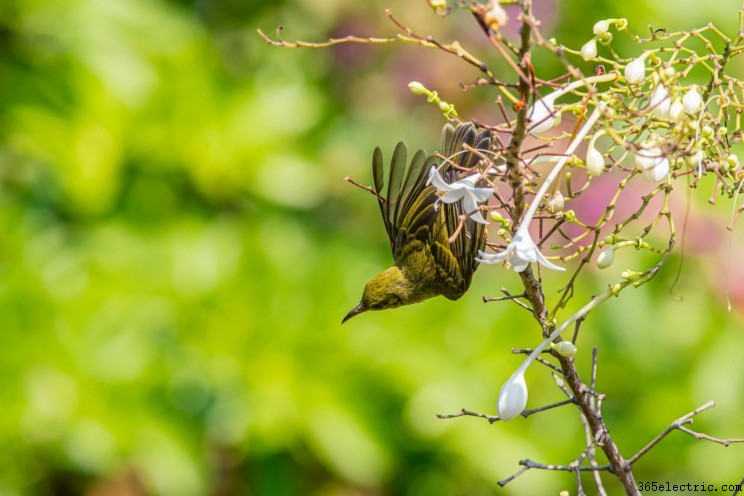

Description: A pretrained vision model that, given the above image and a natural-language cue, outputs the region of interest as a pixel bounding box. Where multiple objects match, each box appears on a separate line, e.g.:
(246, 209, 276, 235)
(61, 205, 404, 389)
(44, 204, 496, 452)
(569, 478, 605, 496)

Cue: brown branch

(628, 401, 744, 466)
(344, 176, 384, 201)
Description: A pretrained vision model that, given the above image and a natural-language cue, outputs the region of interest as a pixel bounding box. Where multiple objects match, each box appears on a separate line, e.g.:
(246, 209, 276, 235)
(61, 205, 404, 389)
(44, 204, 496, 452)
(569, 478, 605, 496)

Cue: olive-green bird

(343, 122, 491, 323)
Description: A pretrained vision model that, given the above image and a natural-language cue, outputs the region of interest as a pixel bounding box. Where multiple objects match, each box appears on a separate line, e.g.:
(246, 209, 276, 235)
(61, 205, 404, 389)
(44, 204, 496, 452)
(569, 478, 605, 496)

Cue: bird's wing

(372, 141, 438, 260)
(431, 123, 491, 299)
(372, 123, 491, 297)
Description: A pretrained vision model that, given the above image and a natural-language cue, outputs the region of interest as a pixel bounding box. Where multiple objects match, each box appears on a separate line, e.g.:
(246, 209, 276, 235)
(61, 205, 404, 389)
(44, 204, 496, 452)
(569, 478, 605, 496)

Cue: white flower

(593, 20, 610, 35)
(428, 166, 492, 224)
(486, 2, 508, 28)
(497, 370, 528, 421)
(649, 85, 670, 117)
(596, 248, 615, 269)
(670, 99, 684, 123)
(526, 95, 556, 134)
(683, 86, 702, 114)
(586, 144, 604, 176)
(624, 58, 646, 85)
(581, 39, 598, 61)
(477, 230, 564, 272)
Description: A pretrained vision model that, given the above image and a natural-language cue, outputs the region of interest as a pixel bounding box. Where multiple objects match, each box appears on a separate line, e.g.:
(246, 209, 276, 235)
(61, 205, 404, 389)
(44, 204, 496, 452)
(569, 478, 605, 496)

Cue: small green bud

(551, 341, 578, 358)
(490, 210, 503, 222)
(548, 37, 557, 45)
(718, 126, 728, 136)
(702, 125, 714, 138)
(439, 101, 451, 111)
(564, 210, 576, 223)
(597, 248, 615, 269)
(408, 81, 428, 95)
(610, 283, 623, 295)
(603, 234, 616, 245)
(620, 269, 642, 280)
(497, 228, 506, 237)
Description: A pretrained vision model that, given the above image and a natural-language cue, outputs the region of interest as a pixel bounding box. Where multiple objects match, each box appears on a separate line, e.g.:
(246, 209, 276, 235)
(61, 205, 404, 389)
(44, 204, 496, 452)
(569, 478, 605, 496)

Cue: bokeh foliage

(0, 0, 742, 494)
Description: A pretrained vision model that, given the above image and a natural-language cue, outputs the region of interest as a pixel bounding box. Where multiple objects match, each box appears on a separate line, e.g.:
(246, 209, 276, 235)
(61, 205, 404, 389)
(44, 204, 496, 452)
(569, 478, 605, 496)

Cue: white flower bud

(546, 191, 564, 214)
(649, 85, 670, 118)
(624, 58, 646, 85)
(642, 157, 670, 182)
(408, 81, 428, 95)
(497, 371, 528, 421)
(726, 154, 739, 170)
(526, 95, 556, 134)
(593, 20, 610, 35)
(683, 86, 702, 114)
(670, 99, 684, 123)
(686, 149, 703, 168)
(586, 144, 604, 176)
(581, 39, 598, 61)
(486, 2, 509, 28)
(597, 248, 615, 269)
(635, 146, 663, 171)
(551, 341, 578, 357)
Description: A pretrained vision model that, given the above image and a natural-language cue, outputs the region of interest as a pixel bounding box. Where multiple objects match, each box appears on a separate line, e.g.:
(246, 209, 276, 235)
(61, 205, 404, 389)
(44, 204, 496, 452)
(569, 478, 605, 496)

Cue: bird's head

(342, 266, 412, 323)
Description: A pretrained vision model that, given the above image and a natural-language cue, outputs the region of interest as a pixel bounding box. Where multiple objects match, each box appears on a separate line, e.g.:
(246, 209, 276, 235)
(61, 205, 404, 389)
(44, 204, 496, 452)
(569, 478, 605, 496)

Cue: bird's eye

(370, 302, 384, 310)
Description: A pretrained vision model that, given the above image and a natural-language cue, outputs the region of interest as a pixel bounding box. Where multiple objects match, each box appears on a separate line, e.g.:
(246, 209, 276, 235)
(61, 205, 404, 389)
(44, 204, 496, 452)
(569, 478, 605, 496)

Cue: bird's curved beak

(342, 302, 365, 324)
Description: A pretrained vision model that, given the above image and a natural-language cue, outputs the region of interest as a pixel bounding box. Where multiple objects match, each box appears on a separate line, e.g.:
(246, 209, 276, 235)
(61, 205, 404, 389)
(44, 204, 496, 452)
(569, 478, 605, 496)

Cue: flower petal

(470, 187, 493, 203)
(476, 247, 513, 263)
(439, 189, 466, 203)
(533, 247, 566, 271)
(463, 195, 488, 224)
(509, 258, 530, 272)
(428, 166, 454, 192)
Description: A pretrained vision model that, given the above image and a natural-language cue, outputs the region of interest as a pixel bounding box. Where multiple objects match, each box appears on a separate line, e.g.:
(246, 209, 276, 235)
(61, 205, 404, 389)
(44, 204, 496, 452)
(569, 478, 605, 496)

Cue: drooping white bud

(586, 144, 605, 176)
(670, 99, 684, 123)
(497, 371, 528, 421)
(597, 248, 615, 269)
(581, 39, 598, 61)
(642, 157, 670, 182)
(649, 85, 670, 118)
(683, 86, 702, 114)
(624, 58, 646, 85)
(635, 145, 663, 172)
(526, 95, 556, 134)
(593, 20, 610, 35)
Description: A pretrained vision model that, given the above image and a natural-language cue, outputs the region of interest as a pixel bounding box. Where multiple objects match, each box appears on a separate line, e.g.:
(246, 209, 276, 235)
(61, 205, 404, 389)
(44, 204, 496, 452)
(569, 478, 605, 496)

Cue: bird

(343, 122, 492, 323)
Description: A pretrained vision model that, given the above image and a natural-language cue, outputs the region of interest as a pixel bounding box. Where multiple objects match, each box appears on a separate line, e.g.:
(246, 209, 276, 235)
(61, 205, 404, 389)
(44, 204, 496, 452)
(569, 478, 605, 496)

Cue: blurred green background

(1, 0, 743, 494)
